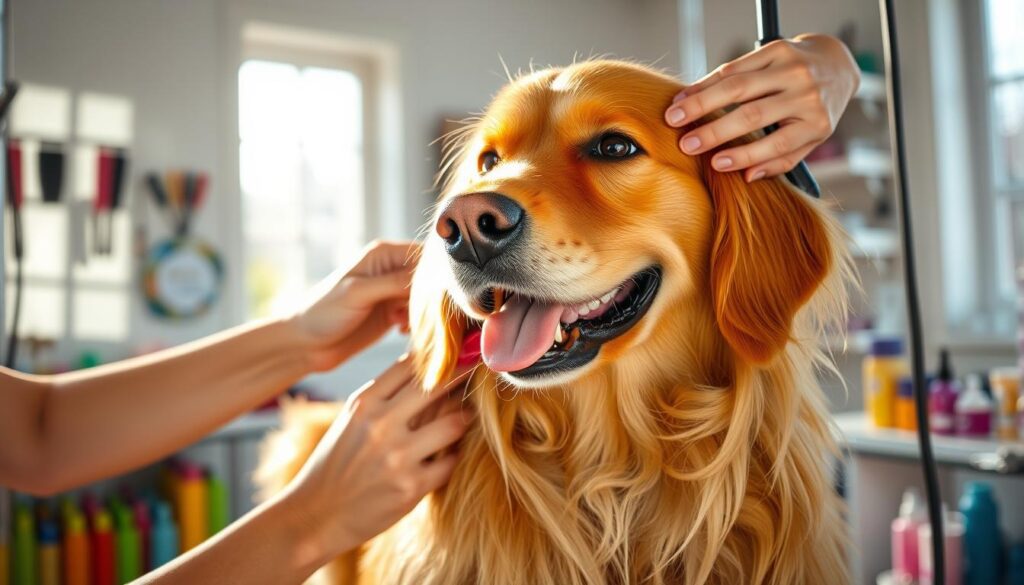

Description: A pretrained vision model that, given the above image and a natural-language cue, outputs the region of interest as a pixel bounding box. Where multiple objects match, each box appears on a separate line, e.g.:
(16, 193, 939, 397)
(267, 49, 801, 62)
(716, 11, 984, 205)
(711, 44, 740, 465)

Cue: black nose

(435, 193, 525, 268)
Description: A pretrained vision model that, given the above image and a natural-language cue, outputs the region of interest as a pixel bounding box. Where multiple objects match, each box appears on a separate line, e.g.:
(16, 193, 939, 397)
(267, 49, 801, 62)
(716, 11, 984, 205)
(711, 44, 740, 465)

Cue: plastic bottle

(1018, 394, 1024, 439)
(150, 500, 179, 569)
(11, 502, 36, 585)
(91, 509, 116, 585)
(891, 487, 927, 580)
(956, 375, 994, 437)
(959, 482, 1000, 585)
(134, 499, 152, 571)
(1009, 542, 1024, 585)
(0, 488, 9, 585)
(115, 505, 141, 583)
(929, 348, 959, 435)
(37, 519, 61, 585)
(63, 509, 91, 585)
(895, 377, 918, 431)
(990, 367, 1020, 440)
(0, 534, 7, 585)
(178, 462, 209, 551)
(864, 337, 907, 428)
(207, 471, 230, 536)
(919, 505, 964, 585)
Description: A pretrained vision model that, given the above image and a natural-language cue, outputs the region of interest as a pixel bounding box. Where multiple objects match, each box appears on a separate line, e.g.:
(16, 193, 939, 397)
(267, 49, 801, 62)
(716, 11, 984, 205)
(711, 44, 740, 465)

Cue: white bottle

(955, 375, 994, 437)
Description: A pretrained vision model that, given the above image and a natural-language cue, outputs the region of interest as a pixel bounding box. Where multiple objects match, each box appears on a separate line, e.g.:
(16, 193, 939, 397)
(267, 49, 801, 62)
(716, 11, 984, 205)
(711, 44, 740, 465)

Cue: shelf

(808, 147, 892, 182)
(204, 411, 281, 442)
(854, 72, 886, 102)
(849, 227, 898, 260)
(823, 329, 876, 354)
(833, 411, 1024, 471)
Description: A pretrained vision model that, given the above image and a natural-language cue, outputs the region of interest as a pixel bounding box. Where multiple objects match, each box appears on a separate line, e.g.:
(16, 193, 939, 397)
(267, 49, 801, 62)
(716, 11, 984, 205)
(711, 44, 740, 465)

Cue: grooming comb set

(145, 171, 209, 237)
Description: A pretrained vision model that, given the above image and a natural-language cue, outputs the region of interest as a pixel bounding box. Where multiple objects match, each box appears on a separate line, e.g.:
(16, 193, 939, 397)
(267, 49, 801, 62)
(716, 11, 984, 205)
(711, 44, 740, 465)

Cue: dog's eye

(590, 133, 641, 159)
(479, 151, 500, 174)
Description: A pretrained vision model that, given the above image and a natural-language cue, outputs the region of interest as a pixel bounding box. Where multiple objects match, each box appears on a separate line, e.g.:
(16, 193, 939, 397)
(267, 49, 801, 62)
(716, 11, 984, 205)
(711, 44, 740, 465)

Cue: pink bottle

(892, 488, 927, 581)
(956, 375, 993, 437)
(929, 349, 959, 435)
(919, 505, 964, 585)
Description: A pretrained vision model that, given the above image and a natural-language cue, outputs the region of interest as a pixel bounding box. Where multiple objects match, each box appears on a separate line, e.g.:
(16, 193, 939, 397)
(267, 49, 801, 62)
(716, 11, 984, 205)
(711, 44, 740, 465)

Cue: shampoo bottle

(956, 375, 993, 437)
(864, 337, 906, 428)
(891, 487, 927, 580)
(960, 482, 1000, 585)
(929, 348, 959, 435)
(37, 519, 61, 585)
(207, 471, 230, 536)
(919, 505, 964, 585)
(178, 462, 209, 551)
(11, 502, 36, 585)
(115, 505, 141, 583)
(63, 509, 91, 585)
(91, 508, 116, 585)
(150, 500, 179, 569)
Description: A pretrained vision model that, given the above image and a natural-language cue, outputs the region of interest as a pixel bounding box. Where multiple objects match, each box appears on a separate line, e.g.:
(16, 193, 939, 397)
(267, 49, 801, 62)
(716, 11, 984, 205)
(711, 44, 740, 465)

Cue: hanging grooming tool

(145, 171, 176, 233)
(106, 148, 128, 254)
(38, 142, 64, 203)
(164, 170, 187, 237)
(5, 139, 24, 368)
(754, 0, 821, 198)
(94, 148, 115, 256)
(180, 172, 208, 237)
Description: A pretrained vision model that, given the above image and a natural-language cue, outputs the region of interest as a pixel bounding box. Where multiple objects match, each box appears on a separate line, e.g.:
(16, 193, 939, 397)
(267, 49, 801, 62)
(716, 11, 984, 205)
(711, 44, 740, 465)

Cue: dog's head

(412, 60, 836, 390)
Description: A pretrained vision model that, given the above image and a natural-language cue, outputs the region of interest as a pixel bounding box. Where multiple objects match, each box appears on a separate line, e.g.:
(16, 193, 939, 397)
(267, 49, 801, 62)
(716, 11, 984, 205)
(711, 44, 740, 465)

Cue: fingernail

(749, 170, 766, 182)
(713, 156, 733, 170)
(666, 107, 686, 126)
(682, 136, 702, 153)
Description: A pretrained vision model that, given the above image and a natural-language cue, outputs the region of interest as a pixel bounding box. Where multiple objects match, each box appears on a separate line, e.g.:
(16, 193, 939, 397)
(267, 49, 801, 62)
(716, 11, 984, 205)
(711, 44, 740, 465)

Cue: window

(941, 0, 1024, 338)
(238, 56, 369, 318)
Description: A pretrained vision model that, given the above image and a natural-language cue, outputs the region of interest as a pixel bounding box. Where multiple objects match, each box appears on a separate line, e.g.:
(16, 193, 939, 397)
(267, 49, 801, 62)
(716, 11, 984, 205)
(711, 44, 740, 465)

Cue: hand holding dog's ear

(666, 34, 859, 182)
(291, 240, 421, 372)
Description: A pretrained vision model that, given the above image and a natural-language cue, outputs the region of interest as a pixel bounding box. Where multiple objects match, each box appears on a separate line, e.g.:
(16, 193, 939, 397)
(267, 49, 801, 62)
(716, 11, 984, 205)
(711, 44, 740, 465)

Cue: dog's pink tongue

(481, 295, 563, 372)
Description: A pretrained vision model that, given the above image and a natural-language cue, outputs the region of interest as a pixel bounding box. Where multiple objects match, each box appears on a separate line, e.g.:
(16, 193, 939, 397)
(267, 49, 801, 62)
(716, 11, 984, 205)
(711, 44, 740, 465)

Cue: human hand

(665, 34, 860, 182)
(290, 240, 421, 372)
(282, 355, 473, 558)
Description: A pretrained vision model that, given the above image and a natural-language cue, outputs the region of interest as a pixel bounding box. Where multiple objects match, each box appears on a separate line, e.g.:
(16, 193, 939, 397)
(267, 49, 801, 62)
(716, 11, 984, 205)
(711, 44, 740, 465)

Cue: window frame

(237, 40, 380, 319)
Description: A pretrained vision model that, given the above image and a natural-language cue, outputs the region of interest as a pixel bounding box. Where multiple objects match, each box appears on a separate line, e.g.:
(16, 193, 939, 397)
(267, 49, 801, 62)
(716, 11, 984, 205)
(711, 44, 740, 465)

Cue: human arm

(136, 356, 471, 585)
(0, 241, 419, 495)
(665, 33, 860, 181)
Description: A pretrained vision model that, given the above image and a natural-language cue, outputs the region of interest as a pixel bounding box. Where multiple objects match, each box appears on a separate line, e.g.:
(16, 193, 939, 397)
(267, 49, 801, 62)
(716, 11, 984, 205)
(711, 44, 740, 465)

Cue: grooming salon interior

(1, 0, 1023, 583)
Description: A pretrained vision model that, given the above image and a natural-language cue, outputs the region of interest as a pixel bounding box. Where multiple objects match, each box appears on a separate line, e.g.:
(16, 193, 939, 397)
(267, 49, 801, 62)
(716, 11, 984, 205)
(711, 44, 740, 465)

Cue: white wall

(12, 0, 679, 393)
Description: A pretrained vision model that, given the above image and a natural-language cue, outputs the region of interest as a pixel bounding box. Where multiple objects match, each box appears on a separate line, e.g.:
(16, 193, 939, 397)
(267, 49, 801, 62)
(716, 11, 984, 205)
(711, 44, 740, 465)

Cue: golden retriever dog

(258, 60, 853, 585)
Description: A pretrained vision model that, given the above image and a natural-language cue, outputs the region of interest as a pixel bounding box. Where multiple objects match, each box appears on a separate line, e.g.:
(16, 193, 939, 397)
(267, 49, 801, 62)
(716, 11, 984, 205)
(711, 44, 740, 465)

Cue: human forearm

(135, 491, 336, 585)
(10, 317, 313, 494)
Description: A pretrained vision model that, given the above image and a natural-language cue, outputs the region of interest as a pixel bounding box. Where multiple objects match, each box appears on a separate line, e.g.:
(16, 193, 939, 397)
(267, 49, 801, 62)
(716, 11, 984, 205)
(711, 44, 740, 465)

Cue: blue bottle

(960, 482, 1000, 585)
(1009, 542, 1024, 585)
(149, 500, 180, 569)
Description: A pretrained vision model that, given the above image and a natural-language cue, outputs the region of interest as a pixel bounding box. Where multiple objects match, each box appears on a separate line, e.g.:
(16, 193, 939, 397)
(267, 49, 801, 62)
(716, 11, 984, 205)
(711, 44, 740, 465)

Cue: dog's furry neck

(361, 312, 848, 585)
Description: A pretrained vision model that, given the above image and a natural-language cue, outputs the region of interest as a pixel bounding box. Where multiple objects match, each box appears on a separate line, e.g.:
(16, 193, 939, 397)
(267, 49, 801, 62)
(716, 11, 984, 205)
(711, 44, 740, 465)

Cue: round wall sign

(142, 237, 224, 318)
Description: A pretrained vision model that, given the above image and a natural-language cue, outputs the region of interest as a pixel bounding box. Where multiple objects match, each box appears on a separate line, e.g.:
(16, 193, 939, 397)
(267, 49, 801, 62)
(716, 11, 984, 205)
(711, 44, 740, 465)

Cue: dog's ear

(410, 241, 466, 390)
(702, 159, 832, 364)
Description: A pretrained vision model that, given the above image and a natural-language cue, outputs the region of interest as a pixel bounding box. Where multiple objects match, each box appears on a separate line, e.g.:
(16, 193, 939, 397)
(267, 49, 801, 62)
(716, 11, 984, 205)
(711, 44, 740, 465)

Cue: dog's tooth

(588, 299, 601, 311)
(600, 290, 614, 304)
(554, 324, 564, 344)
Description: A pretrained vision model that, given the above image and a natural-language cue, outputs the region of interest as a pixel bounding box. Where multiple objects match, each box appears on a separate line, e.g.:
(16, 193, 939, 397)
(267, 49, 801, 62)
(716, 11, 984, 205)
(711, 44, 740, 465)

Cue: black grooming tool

(755, 0, 821, 198)
(38, 142, 65, 203)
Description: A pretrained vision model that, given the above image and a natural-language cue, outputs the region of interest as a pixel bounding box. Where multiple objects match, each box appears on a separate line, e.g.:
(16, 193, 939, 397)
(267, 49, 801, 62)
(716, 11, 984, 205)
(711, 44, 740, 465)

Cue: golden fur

(257, 60, 854, 585)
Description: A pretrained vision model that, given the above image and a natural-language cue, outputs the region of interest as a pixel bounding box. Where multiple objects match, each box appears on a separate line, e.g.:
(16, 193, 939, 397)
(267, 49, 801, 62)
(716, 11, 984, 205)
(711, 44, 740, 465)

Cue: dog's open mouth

(470, 266, 662, 379)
